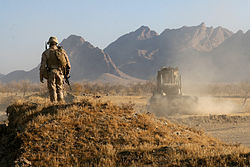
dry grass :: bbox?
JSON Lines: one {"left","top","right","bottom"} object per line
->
{"left": 0, "top": 98, "right": 249, "bottom": 166}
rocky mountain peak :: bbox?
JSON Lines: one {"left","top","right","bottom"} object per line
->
{"left": 133, "top": 25, "right": 158, "bottom": 40}
{"left": 197, "top": 22, "right": 207, "bottom": 31}
{"left": 160, "top": 23, "right": 233, "bottom": 52}
{"left": 135, "top": 25, "right": 150, "bottom": 32}
{"left": 60, "top": 35, "right": 85, "bottom": 51}
{"left": 68, "top": 34, "right": 85, "bottom": 42}
{"left": 199, "top": 22, "right": 206, "bottom": 27}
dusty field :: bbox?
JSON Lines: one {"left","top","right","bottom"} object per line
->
{"left": 102, "top": 95, "right": 250, "bottom": 148}
{"left": 170, "top": 114, "right": 250, "bottom": 147}
{"left": 169, "top": 97, "right": 250, "bottom": 148}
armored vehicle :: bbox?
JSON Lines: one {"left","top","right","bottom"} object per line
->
{"left": 149, "top": 67, "right": 197, "bottom": 116}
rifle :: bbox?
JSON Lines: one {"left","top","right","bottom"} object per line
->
{"left": 45, "top": 41, "right": 48, "bottom": 50}
{"left": 41, "top": 42, "right": 49, "bottom": 81}
{"left": 64, "top": 65, "right": 72, "bottom": 91}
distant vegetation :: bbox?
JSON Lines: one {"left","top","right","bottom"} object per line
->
{"left": 0, "top": 81, "right": 155, "bottom": 96}
{"left": 1, "top": 80, "right": 250, "bottom": 97}
{"left": 200, "top": 82, "right": 250, "bottom": 97}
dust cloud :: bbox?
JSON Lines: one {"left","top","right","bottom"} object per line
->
{"left": 148, "top": 96, "right": 242, "bottom": 117}
{"left": 194, "top": 97, "right": 240, "bottom": 115}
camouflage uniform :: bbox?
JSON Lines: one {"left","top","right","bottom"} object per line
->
{"left": 40, "top": 37, "right": 71, "bottom": 102}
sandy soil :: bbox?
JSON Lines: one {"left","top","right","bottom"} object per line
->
{"left": 170, "top": 114, "right": 250, "bottom": 147}
{"left": 207, "top": 121, "right": 250, "bottom": 147}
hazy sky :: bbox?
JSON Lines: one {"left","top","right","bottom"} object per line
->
{"left": 1, "top": 0, "right": 250, "bottom": 74}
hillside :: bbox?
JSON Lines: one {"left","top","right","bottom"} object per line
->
{"left": 0, "top": 99, "right": 250, "bottom": 166}
{"left": 60, "top": 35, "right": 126, "bottom": 80}
{"left": 95, "top": 73, "right": 143, "bottom": 84}
{"left": 206, "top": 30, "right": 250, "bottom": 82}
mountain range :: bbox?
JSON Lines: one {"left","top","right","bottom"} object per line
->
{"left": 1, "top": 23, "right": 250, "bottom": 83}
{"left": 104, "top": 23, "right": 233, "bottom": 81}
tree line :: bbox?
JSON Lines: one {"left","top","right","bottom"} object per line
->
{"left": 0, "top": 80, "right": 250, "bottom": 97}
{"left": 0, "top": 81, "right": 156, "bottom": 96}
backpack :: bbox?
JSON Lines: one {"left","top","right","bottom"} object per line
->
{"left": 47, "top": 47, "right": 67, "bottom": 68}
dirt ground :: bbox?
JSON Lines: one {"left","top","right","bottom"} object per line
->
{"left": 169, "top": 114, "right": 250, "bottom": 147}
{"left": 170, "top": 97, "right": 250, "bottom": 148}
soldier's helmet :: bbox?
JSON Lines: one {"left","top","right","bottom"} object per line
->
{"left": 47, "top": 36, "right": 58, "bottom": 44}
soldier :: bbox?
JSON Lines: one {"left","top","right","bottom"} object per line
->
{"left": 40, "top": 36, "right": 71, "bottom": 102}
